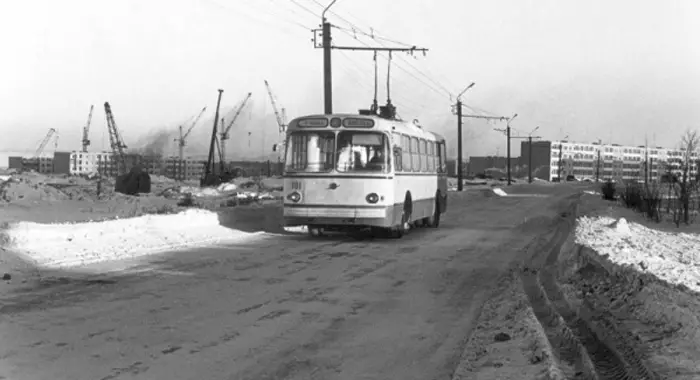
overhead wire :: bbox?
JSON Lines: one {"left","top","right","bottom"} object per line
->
{"left": 302, "top": 0, "right": 454, "bottom": 99}
{"left": 289, "top": 0, "right": 323, "bottom": 19}
{"left": 330, "top": 24, "right": 453, "bottom": 101}
{"left": 331, "top": 27, "right": 450, "bottom": 102}
{"left": 335, "top": 50, "right": 425, "bottom": 114}
{"left": 199, "top": 0, "right": 311, "bottom": 36}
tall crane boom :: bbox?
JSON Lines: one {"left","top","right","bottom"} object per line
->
{"left": 222, "top": 93, "right": 252, "bottom": 140}
{"left": 104, "top": 102, "right": 128, "bottom": 175}
{"left": 220, "top": 92, "right": 252, "bottom": 161}
{"left": 35, "top": 128, "right": 57, "bottom": 157}
{"left": 175, "top": 106, "right": 207, "bottom": 162}
{"left": 82, "top": 105, "right": 94, "bottom": 152}
{"left": 264, "top": 80, "right": 286, "bottom": 134}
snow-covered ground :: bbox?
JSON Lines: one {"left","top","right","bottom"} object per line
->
{"left": 179, "top": 183, "right": 277, "bottom": 200}
{"left": 493, "top": 188, "right": 508, "bottom": 196}
{"left": 576, "top": 216, "right": 700, "bottom": 293}
{"left": 2, "top": 209, "right": 264, "bottom": 270}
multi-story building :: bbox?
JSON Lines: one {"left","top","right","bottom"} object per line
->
{"left": 523, "top": 140, "right": 699, "bottom": 182}
{"left": 6, "top": 156, "right": 54, "bottom": 173}
{"left": 164, "top": 157, "right": 205, "bottom": 181}
{"left": 53, "top": 151, "right": 115, "bottom": 176}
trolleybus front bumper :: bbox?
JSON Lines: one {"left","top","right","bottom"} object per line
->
{"left": 283, "top": 204, "right": 394, "bottom": 228}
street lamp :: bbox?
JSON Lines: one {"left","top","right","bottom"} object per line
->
{"left": 557, "top": 134, "right": 569, "bottom": 181}
{"left": 527, "top": 126, "right": 542, "bottom": 183}
{"left": 506, "top": 113, "right": 518, "bottom": 186}
{"left": 456, "top": 82, "right": 475, "bottom": 191}
{"left": 594, "top": 138, "right": 602, "bottom": 182}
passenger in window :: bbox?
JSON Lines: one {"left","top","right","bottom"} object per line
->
{"left": 353, "top": 151, "right": 364, "bottom": 170}
{"left": 367, "top": 147, "right": 388, "bottom": 171}
{"left": 369, "top": 149, "right": 384, "bottom": 165}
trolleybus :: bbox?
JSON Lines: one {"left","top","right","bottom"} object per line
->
{"left": 282, "top": 113, "right": 448, "bottom": 238}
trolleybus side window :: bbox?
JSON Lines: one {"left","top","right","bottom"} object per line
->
{"left": 431, "top": 141, "right": 437, "bottom": 172}
{"left": 420, "top": 139, "right": 428, "bottom": 172}
{"left": 392, "top": 132, "right": 403, "bottom": 172}
{"left": 411, "top": 137, "right": 419, "bottom": 172}
{"left": 285, "top": 132, "right": 334, "bottom": 172}
{"left": 401, "top": 134, "right": 411, "bottom": 172}
{"left": 437, "top": 141, "right": 446, "bottom": 173}
{"left": 428, "top": 141, "right": 435, "bottom": 172}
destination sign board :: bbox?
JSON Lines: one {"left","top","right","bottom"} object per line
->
{"left": 342, "top": 118, "right": 375, "bottom": 128}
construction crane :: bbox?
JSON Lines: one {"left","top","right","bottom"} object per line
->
{"left": 35, "top": 128, "right": 58, "bottom": 158}
{"left": 220, "top": 92, "right": 252, "bottom": 162}
{"left": 104, "top": 102, "right": 128, "bottom": 175}
{"left": 175, "top": 106, "right": 207, "bottom": 161}
{"left": 81, "top": 105, "right": 94, "bottom": 152}
{"left": 264, "top": 80, "right": 287, "bottom": 159}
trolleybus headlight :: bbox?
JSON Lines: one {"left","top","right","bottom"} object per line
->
{"left": 287, "top": 191, "right": 302, "bottom": 203}
{"left": 365, "top": 193, "right": 379, "bottom": 204}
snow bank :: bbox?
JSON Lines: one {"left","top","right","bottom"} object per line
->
{"left": 493, "top": 188, "right": 508, "bottom": 197}
{"left": 576, "top": 216, "right": 700, "bottom": 292}
{"left": 3, "top": 209, "right": 263, "bottom": 269}
{"left": 178, "top": 184, "right": 277, "bottom": 201}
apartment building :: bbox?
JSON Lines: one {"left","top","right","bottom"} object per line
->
{"left": 529, "top": 140, "right": 699, "bottom": 182}
{"left": 53, "top": 151, "right": 115, "bottom": 176}
{"left": 164, "top": 157, "right": 205, "bottom": 181}
{"left": 6, "top": 156, "right": 55, "bottom": 173}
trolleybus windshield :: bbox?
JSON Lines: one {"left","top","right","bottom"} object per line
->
{"left": 284, "top": 130, "right": 390, "bottom": 174}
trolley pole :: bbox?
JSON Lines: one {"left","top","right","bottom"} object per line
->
{"left": 312, "top": 0, "right": 428, "bottom": 115}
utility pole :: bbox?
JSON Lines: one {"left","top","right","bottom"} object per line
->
{"left": 528, "top": 136, "right": 534, "bottom": 183}
{"left": 492, "top": 114, "right": 518, "bottom": 185}
{"left": 557, "top": 134, "right": 569, "bottom": 182}
{"left": 507, "top": 124, "right": 511, "bottom": 185}
{"left": 596, "top": 149, "right": 601, "bottom": 182}
{"left": 509, "top": 126, "right": 541, "bottom": 184}
{"left": 322, "top": 17, "right": 332, "bottom": 114}
{"left": 457, "top": 110, "right": 513, "bottom": 182}
{"left": 454, "top": 83, "right": 475, "bottom": 191}
{"left": 457, "top": 100, "right": 463, "bottom": 189}
{"left": 313, "top": 2, "right": 428, "bottom": 115}
{"left": 527, "top": 127, "right": 542, "bottom": 183}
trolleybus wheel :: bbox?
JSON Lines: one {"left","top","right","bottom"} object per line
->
{"left": 426, "top": 198, "right": 441, "bottom": 228}
{"left": 308, "top": 226, "right": 325, "bottom": 237}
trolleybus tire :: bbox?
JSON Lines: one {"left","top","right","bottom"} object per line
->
{"left": 308, "top": 226, "right": 325, "bottom": 237}
{"left": 426, "top": 198, "right": 441, "bottom": 228}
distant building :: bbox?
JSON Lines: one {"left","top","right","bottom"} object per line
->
{"left": 467, "top": 156, "right": 520, "bottom": 177}
{"left": 521, "top": 140, "right": 699, "bottom": 182}
{"left": 164, "top": 157, "right": 205, "bottom": 181}
{"left": 8, "top": 156, "right": 23, "bottom": 170}
{"left": 6, "top": 156, "right": 54, "bottom": 173}
{"left": 519, "top": 140, "right": 554, "bottom": 181}
{"left": 53, "top": 151, "right": 115, "bottom": 176}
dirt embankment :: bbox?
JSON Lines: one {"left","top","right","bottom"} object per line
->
{"left": 0, "top": 172, "right": 284, "bottom": 225}
{"left": 454, "top": 192, "right": 700, "bottom": 379}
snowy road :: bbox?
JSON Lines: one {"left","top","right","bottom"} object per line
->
{"left": 0, "top": 190, "right": 575, "bottom": 380}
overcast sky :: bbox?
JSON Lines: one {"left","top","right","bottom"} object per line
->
{"left": 1, "top": 0, "right": 699, "bottom": 159}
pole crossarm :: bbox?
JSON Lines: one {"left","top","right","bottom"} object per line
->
{"left": 331, "top": 46, "right": 428, "bottom": 52}
{"left": 511, "top": 135, "right": 542, "bottom": 140}
{"left": 461, "top": 114, "right": 509, "bottom": 120}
